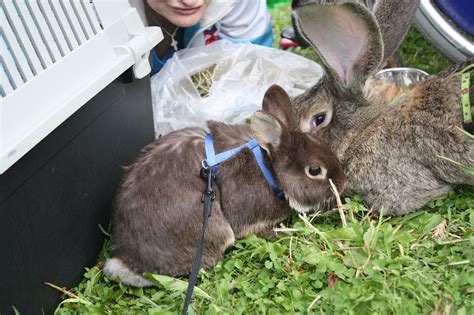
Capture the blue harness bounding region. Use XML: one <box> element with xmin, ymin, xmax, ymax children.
<box><xmin>201</xmin><ymin>133</ymin><xmax>284</xmax><ymax>200</ymax></box>
<box><xmin>183</xmin><ymin>133</ymin><xmax>283</xmax><ymax>314</ymax></box>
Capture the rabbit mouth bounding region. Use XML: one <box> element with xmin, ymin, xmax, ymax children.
<box><xmin>287</xmin><ymin>196</ymin><xmax>337</xmax><ymax>214</ymax></box>
<box><xmin>287</xmin><ymin>197</ymin><xmax>315</xmax><ymax>213</ymax></box>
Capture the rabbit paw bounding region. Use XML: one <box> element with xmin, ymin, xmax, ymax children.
<box><xmin>255</xmin><ymin>228</ymin><xmax>279</xmax><ymax>241</ymax></box>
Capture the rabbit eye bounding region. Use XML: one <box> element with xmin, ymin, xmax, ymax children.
<box><xmin>311</xmin><ymin>113</ymin><xmax>327</xmax><ymax>128</ymax></box>
<box><xmin>305</xmin><ymin>166</ymin><xmax>327</xmax><ymax>179</ymax></box>
<box><xmin>309</xmin><ymin>166</ymin><xmax>321</xmax><ymax>175</ymax></box>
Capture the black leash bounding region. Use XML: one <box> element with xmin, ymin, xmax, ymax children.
<box><xmin>182</xmin><ymin>166</ymin><xmax>215</xmax><ymax>315</ymax></box>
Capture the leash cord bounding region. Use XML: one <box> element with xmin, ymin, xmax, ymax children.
<box><xmin>182</xmin><ymin>167</ymin><xmax>215</xmax><ymax>315</ymax></box>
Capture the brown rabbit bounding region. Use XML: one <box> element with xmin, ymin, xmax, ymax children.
<box><xmin>104</xmin><ymin>85</ymin><xmax>346</xmax><ymax>286</ymax></box>
<box><xmin>291</xmin><ymin>0</ymin><xmax>474</xmax><ymax>215</ymax></box>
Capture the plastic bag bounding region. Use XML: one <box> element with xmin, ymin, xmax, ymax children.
<box><xmin>151</xmin><ymin>40</ymin><xmax>323</xmax><ymax>136</ymax></box>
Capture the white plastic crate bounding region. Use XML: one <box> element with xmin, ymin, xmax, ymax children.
<box><xmin>0</xmin><ymin>0</ymin><xmax>162</xmax><ymax>174</ymax></box>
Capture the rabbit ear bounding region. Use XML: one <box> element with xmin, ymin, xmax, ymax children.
<box><xmin>250</xmin><ymin>111</ymin><xmax>285</xmax><ymax>155</ymax></box>
<box><xmin>261</xmin><ymin>85</ymin><xmax>296</xmax><ymax>129</ymax></box>
<box><xmin>371</xmin><ymin>0</ymin><xmax>419</xmax><ymax>64</ymax></box>
<box><xmin>292</xmin><ymin>0</ymin><xmax>383</xmax><ymax>88</ymax></box>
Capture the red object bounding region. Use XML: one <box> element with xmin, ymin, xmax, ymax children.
<box><xmin>204</xmin><ymin>26</ymin><xmax>219</xmax><ymax>45</ymax></box>
<box><xmin>280</xmin><ymin>38</ymin><xmax>299</xmax><ymax>50</ymax></box>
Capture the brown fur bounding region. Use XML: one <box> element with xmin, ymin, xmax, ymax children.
<box><xmin>292</xmin><ymin>0</ymin><xmax>474</xmax><ymax>215</ymax></box>
<box><xmin>105</xmin><ymin>85</ymin><xmax>346</xmax><ymax>285</ymax></box>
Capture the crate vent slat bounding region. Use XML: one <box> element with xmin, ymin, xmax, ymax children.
<box><xmin>1</xmin><ymin>55</ymin><xmax>16</xmax><ymax>94</ymax></box>
<box><xmin>3</xmin><ymin>1</ymin><xmax>43</xmax><ymax>76</ymax></box>
<box><xmin>37</xmin><ymin>0</ymin><xmax>70</xmax><ymax>56</ymax></box>
<box><xmin>80</xmin><ymin>0</ymin><xmax>102</xmax><ymax>34</ymax></box>
<box><xmin>69</xmin><ymin>0</ymin><xmax>94</xmax><ymax>40</ymax></box>
<box><xmin>15</xmin><ymin>1</ymin><xmax>54</xmax><ymax>68</ymax></box>
<box><xmin>8</xmin><ymin>1</ymin><xmax>47</xmax><ymax>71</ymax></box>
<box><xmin>26</xmin><ymin>0</ymin><xmax>63</xmax><ymax>62</ymax></box>
<box><xmin>59</xmin><ymin>0</ymin><xmax>86</xmax><ymax>45</ymax></box>
<box><xmin>48</xmin><ymin>0</ymin><xmax>80</xmax><ymax>51</ymax></box>
<box><xmin>2</xmin><ymin>5</ymin><xmax>34</xmax><ymax>81</ymax></box>
<box><xmin>1</xmin><ymin>35</ymin><xmax>24</xmax><ymax>89</ymax></box>
<box><xmin>0</xmin><ymin>0</ymin><xmax>163</xmax><ymax>174</ymax></box>
<box><xmin>0</xmin><ymin>0</ymin><xmax>111</xmax><ymax>93</ymax></box>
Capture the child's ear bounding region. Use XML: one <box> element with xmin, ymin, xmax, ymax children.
<box><xmin>261</xmin><ymin>85</ymin><xmax>296</xmax><ymax>130</ymax></box>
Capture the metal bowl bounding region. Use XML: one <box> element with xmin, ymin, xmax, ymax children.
<box><xmin>374</xmin><ymin>67</ymin><xmax>430</xmax><ymax>86</ymax></box>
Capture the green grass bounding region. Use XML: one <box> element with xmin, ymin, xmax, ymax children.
<box><xmin>55</xmin><ymin>190</ymin><xmax>473</xmax><ymax>314</ymax></box>
<box><xmin>54</xmin><ymin>5</ymin><xmax>473</xmax><ymax>315</ymax></box>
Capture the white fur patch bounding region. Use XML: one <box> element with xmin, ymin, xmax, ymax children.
<box><xmin>220</xmin><ymin>233</ymin><xmax>236</xmax><ymax>252</ymax></box>
<box><xmin>238</xmin><ymin>221</ymin><xmax>272</xmax><ymax>238</ymax></box>
<box><xmin>287</xmin><ymin>197</ymin><xmax>314</xmax><ymax>213</ymax></box>
<box><xmin>104</xmin><ymin>258</ymin><xmax>152</xmax><ymax>287</ymax></box>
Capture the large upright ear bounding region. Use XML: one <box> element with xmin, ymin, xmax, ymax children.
<box><xmin>261</xmin><ymin>85</ymin><xmax>297</xmax><ymax>130</ymax></box>
<box><xmin>292</xmin><ymin>0</ymin><xmax>383</xmax><ymax>88</ymax></box>
<box><xmin>250</xmin><ymin>111</ymin><xmax>284</xmax><ymax>155</ymax></box>
<box><xmin>372</xmin><ymin>0</ymin><xmax>420</xmax><ymax>65</ymax></box>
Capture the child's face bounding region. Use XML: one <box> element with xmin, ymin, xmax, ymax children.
<box><xmin>147</xmin><ymin>0</ymin><xmax>211</xmax><ymax>27</ymax></box>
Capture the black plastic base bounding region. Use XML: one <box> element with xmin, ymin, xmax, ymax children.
<box><xmin>0</xmin><ymin>72</ymin><xmax>155</xmax><ymax>314</ymax></box>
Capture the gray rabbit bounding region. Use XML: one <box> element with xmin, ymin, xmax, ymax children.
<box><xmin>104</xmin><ymin>85</ymin><xmax>346</xmax><ymax>286</ymax></box>
<box><xmin>291</xmin><ymin>0</ymin><xmax>474</xmax><ymax>215</ymax></box>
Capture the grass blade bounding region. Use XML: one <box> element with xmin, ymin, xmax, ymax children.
<box><xmin>143</xmin><ymin>273</ymin><xmax>212</xmax><ymax>301</ymax></box>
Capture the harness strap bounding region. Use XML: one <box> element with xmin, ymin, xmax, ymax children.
<box><xmin>459</xmin><ymin>64</ymin><xmax>473</xmax><ymax>133</ymax></box>
<box><xmin>204</xmin><ymin>133</ymin><xmax>250</xmax><ymax>174</ymax></box>
<box><xmin>203</xmin><ymin>133</ymin><xmax>284</xmax><ymax>199</ymax></box>
<box><xmin>388</xmin><ymin>91</ymin><xmax>406</xmax><ymax>109</ymax></box>
<box><xmin>245</xmin><ymin>140</ymin><xmax>285</xmax><ymax>199</ymax></box>
<box><xmin>203</xmin><ymin>133</ymin><xmax>217</xmax><ymax>173</ymax></box>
